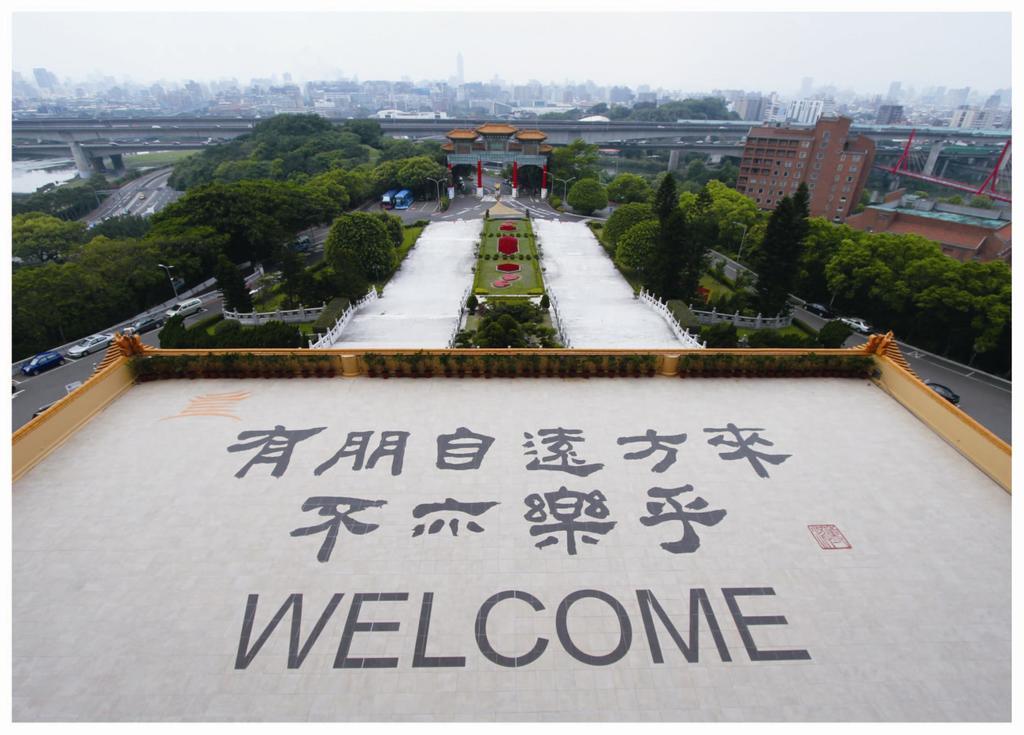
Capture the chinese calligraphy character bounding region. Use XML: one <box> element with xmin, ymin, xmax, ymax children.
<box><xmin>227</xmin><ymin>425</ymin><xmax>326</xmax><ymax>478</ymax></box>
<box><xmin>290</xmin><ymin>496</ymin><xmax>387</xmax><ymax>562</ymax></box>
<box><xmin>436</xmin><ymin>427</ymin><xmax>495</xmax><ymax>470</ymax></box>
<box><xmin>523</xmin><ymin>428</ymin><xmax>604</xmax><ymax>477</ymax></box>
<box><xmin>314</xmin><ymin>430</ymin><xmax>410</xmax><ymax>477</ymax></box>
<box><xmin>523</xmin><ymin>487</ymin><xmax>616</xmax><ymax>555</ymax></box>
<box><xmin>703</xmin><ymin>423</ymin><xmax>791</xmax><ymax>478</ymax></box>
<box><xmin>617</xmin><ymin>430</ymin><xmax>688</xmax><ymax>472</ymax></box>
<box><xmin>639</xmin><ymin>485</ymin><xmax>727</xmax><ymax>554</ymax></box>
<box><xmin>412</xmin><ymin>498</ymin><xmax>500</xmax><ymax>537</ymax></box>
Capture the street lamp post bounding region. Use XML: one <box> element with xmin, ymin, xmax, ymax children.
<box><xmin>427</xmin><ymin>176</ymin><xmax>446</xmax><ymax>210</ymax></box>
<box><xmin>549</xmin><ymin>175</ymin><xmax>576</xmax><ymax>204</ymax></box>
<box><xmin>732</xmin><ymin>221</ymin><xmax>749</xmax><ymax>260</ymax></box>
<box><xmin>158</xmin><ymin>263</ymin><xmax>179</xmax><ymax>299</ymax></box>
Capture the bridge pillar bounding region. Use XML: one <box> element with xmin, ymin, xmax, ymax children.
<box><xmin>109</xmin><ymin>153</ymin><xmax>125</xmax><ymax>170</ymax></box>
<box><xmin>923</xmin><ymin>142</ymin><xmax>945</xmax><ymax>176</ymax></box>
<box><xmin>92</xmin><ymin>156</ymin><xmax>108</xmax><ymax>173</ymax></box>
<box><xmin>65</xmin><ymin>138</ymin><xmax>97</xmax><ymax>178</ymax></box>
<box><xmin>668</xmin><ymin>149</ymin><xmax>681</xmax><ymax>172</ymax></box>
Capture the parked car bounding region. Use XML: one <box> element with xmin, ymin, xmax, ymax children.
<box><xmin>32</xmin><ymin>401</ymin><xmax>57</xmax><ymax>419</ymax></box>
<box><xmin>67</xmin><ymin>333</ymin><xmax>114</xmax><ymax>358</ymax></box>
<box><xmin>840</xmin><ymin>317</ymin><xmax>872</xmax><ymax>334</ymax></box>
<box><xmin>21</xmin><ymin>351</ymin><xmax>65</xmax><ymax>376</ymax></box>
<box><xmin>925</xmin><ymin>381</ymin><xmax>961</xmax><ymax>406</ymax></box>
<box><xmin>165</xmin><ymin>297</ymin><xmax>203</xmax><ymax>320</ymax></box>
<box><xmin>804</xmin><ymin>303</ymin><xmax>834</xmax><ymax>319</ymax></box>
<box><xmin>124</xmin><ymin>314</ymin><xmax>164</xmax><ymax>336</ymax></box>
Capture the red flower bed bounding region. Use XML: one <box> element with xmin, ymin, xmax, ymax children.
<box><xmin>498</xmin><ymin>237</ymin><xmax>519</xmax><ymax>254</ymax></box>
<box><xmin>500</xmin><ymin>274</ymin><xmax>521</xmax><ymax>282</ymax></box>
<box><xmin>491</xmin><ymin>280</ymin><xmax>511</xmax><ymax>288</ymax></box>
<box><xmin>499</xmin><ymin>223</ymin><xmax>516</xmax><ymax>231</ymax></box>
<box><xmin>497</xmin><ymin>263</ymin><xmax>520</xmax><ymax>272</ymax></box>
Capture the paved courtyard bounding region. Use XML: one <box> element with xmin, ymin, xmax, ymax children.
<box><xmin>329</xmin><ymin>220</ymin><xmax>479</xmax><ymax>348</ymax></box>
<box><xmin>12</xmin><ymin>377</ymin><xmax>1010</xmax><ymax>721</ymax></box>
<box><xmin>534</xmin><ymin>220</ymin><xmax>687</xmax><ymax>348</ymax></box>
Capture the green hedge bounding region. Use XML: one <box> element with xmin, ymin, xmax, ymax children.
<box><xmin>158</xmin><ymin>315</ymin><xmax>302</xmax><ymax>349</ymax></box>
<box><xmin>312</xmin><ymin>297</ymin><xmax>351</xmax><ymax>330</ymax></box>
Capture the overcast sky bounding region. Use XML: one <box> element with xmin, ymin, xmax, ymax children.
<box><xmin>11</xmin><ymin>11</ymin><xmax>1012</xmax><ymax>95</ymax></box>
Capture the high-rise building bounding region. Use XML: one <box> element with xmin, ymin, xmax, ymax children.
<box><xmin>735</xmin><ymin>115</ymin><xmax>876</xmax><ymax>223</ymax></box>
<box><xmin>787</xmin><ymin>98</ymin><xmax>825</xmax><ymax>125</ymax></box>
<box><xmin>733</xmin><ymin>95</ymin><xmax>765</xmax><ymax>122</ymax></box>
<box><xmin>886</xmin><ymin>81</ymin><xmax>902</xmax><ymax>102</ymax></box>
<box><xmin>876</xmin><ymin>104</ymin><xmax>904</xmax><ymax>125</ymax></box>
<box><xmin>32</xmin><ymin>67</ymin><xmax>58</xmax><ymax>90</ymax></box>
<box><xmin>800</xmin><ymin>76</ymin><xmax>814</xmax><ymax>97</ymax></box>
<box><xmin>456</xmin><ymin>52</ymin><xmax>464</xmax><ymax>85</ymax></box>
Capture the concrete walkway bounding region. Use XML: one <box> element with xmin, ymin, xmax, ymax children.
<box><xmin>330</xmin><ymin>220</ymin><xmax>479</xmax><ymax>348</ymax></box>
<box><xmin>534</xmin><ymin>220</ymin><xmax>685</xmax><ymax>348</ymax></box>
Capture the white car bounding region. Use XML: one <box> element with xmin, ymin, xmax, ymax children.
<box><xmin>67</xmin><ymin>333</ymin><xmax>114</xmax><ymax>358</ymax></box>
<box><xmin>840</xmin><ymin>317</ymin><xmax>873</xmax><ymax>334</ymax></box>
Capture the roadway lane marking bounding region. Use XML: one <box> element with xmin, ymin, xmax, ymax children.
<box><xmin>12</xmin><ymin>389</ymin><xmax>24</xmax><ymax>399</ymax></box>
<box><xmin>909</xmin><ymin>356</ymin><xmax>1012</xmax><ymax>394</ymax></box>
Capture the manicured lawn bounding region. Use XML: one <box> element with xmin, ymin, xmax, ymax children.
<box><xmin>124</xmin><ymin>150</ymin><xmax>197</xmax><ymax>169</ymax></box>
<box><xmin>699</xmin><ymin>273</ymin><xmax>734</xmax><ymax>302</ymax></box>
<box><xmin>398</xmin><ymin>225</ymin><xmax>424</xmax><ymax>263</ymax></box>
<box><xmin>473</xmin><ymin>218</ymin><xmax>544</xmax><ymax>296</ymax></box>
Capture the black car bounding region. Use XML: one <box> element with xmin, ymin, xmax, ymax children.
<box><xmin>126</xmin><ymin>314</ymin><xmax>164</xmax><ymax>335</ymax></box>
<box><xmin>803</xmin><ymin>303</ymin><xmax>834</xmax><ymax>319</ymax></box>
<box><xmin>925</xmin><ymin>381</ymin><xmax>961</xmax><ymax>406</ymax></box>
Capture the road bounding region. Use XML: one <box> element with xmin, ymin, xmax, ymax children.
<box><xmin>83</xmin><ymin>167</ymin><xmax>182</xmax><ymax>226</ymax></box>
<box><xmin>792</xmin><ymin>307</ymin><xmax>1011</xmax><ymax>444</ymax></box>
<box><xmin>10</xmin><ymin>294</ymin><xmax>227</xmax><ymax>431</ymax></box>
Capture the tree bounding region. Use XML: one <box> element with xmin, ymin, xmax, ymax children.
<box><xmin>86</xmin><ymin>214</ymin><xmax>151</xmax><ymax>240</ymax></box>
<box><xmin>325</xmin><ymin>212</ymin><xmax>396</xmax><ymax>281</ymax></box>
<box><xmin>652</xmin><ymin>172</ymin><xmax>678</xmax><ymax>222</ymax></box>
<box><xmin>396</xmin><ymin>156</ymin><xmax>447</xmax><ymax>197</ymax></box>
<box><xmin>566</xmin><ymin>179</ymin><xmax>608</xmax><ymax>216</ymax></box>
<box><xmin>12</xmin><ymin>212</ymin><xmax>87</xmax><ymax>264</ymax></box>
<box><xmin>675</xmin><ymin>186</ymin><xmax>716</xmax><ymax>303</ymax></box>
<box><xmin>615</xmin><ymin>220</ymin><xmax>660</xmax><ymax>278</ymax></box>
<box><xmin>604</xmin><ymin>202</ymin><xmax>655</xmax><ymax>249</ymax></box>
<box><xmin>215</xmin><ymin>254</ymin><xmax>252</xmax><ymax>313</ymax></box>
<box><xmin>551</xmin><ymin>138</ymin><xmax>600</xmax><ymax>182</ymax></box>
<box><xmin>606</xmin><ymin>173</ymin><xmax>653</xmax><ymax>204</ymax></box>
<box><xmin>375</xmin><ymin>212</ymin><xmax>404</xmax><ymax>249</ymax></box>
<box><xmin>344</xmin><ymin>119</ymin><xmax>383</xmax><ymax>147</ymax></box>
<box><xmin>753</xmin><ymin>183</ymin><xmax>810</xmax><ymax>316</ymax></box>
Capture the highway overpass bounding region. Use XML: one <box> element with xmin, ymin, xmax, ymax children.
<box><xmin>12</xmin><ymin>115</ymin><xmax>1012</xmax><ymax>176</ymax></box>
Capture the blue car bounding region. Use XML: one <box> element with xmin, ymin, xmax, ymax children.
<box><xmin>21</xmin><ymin>351</ymin><xmax>65</xmax><ymax>376</ymax></box>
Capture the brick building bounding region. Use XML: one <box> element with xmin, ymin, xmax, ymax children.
<box><xmin>735</xmin><ymin>116</ymin><xmax>876</xmax><ymax>222</ymax></box>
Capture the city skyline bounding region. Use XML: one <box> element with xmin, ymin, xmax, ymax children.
<box><xmin>12</xmin><ymin>11</ymin><xmax>1012</xmax><ymax>95</ymax></box>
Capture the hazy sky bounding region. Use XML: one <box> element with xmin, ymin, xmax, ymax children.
<box><xmin>12</xmin><ymin>11</ymin><xmax>1012</xmax><ymax>94</ymax></box>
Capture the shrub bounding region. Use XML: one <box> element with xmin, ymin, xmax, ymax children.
<box><xmin>466</xmin><ymin>294</ymin><xmax>479</xmax><ymax>312</ymax></box>
<box><xmin>540</xmin><ymin>294</ymin><xmax>550</xmax><ymax>310</ymax></box>
<box><xmin>817</xmin><ymin>319</ymin><xmax>853</xmax><ymax>348</ymax></box>
<box><xmin>700</xmin><ymin>321</ymin><xmax>739</xmax><ymax>348</ymax></box>
<box><xmin>746</xmin><ymin>329</ymin><xmax>816</xmax><ymax>348</ymax></box>
<box><xmin>549</xmin><ymin>194</ymin><xmax>562</xmax><ymax>209</ymax></box>
<box><xmin>312</xmin><ymin>297</ymin><xmax>351</xmax><ymax>331</ymax></box>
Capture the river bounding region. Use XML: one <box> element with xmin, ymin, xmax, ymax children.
<box><xmin>11</xmin><ymin>158</ymin><xmax>80</xmax><ymax>194</ymax></box>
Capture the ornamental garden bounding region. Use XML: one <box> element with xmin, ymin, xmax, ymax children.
<box><xmin>473</xmin><ymin>216</ymin><xmax>544</xmax><ymax>297</ymax></box>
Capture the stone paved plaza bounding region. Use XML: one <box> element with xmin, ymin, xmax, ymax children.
<box><xmin>12</xmin><ymin>377</ymin><xmax>1010</xmax><ymax>721</ymax></box>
